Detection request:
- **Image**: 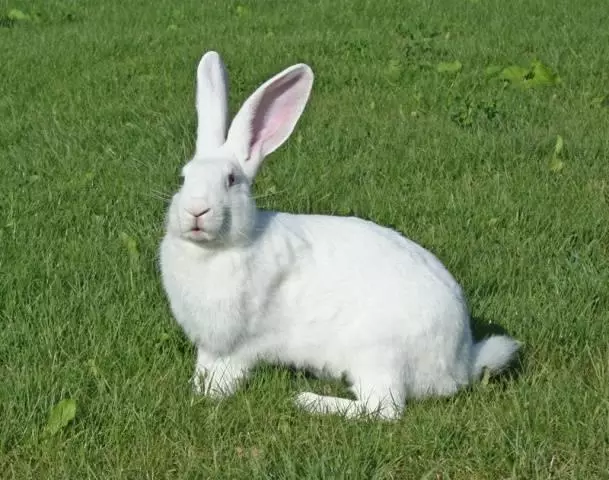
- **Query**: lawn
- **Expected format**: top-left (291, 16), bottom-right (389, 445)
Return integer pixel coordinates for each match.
top-left (1, 0), bottom-right (608, 478)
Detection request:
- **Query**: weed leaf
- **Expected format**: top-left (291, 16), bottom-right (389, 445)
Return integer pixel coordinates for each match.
top-left (437, 60), bottom-right (462, 74)
top-left (484, 65), bottom-right (502, 77)
top-left (119, 232), bottom-right (139, 262)
top-left (8, 9), bottom-right (31, 21)
top-left (43, 399), bottom-right (76, 437)
top-left (499, 65), bottom-right (529, 84)
top-left (385, 59), bottom-right (404, 83)
top-left (235, 5), bottom-right (250, 17)
top-left (591, 95), bottom-right (609, 108)
top-left (554, 134), bottom-right (564, 156)
top-left (549, 157), bottom-right (564, 173)
top-left (549, 135), bottom-right (565, 172)
top-left (528, 60), bottom-right (560, 87)
top-left (499, 61), bottom-right (560, 88)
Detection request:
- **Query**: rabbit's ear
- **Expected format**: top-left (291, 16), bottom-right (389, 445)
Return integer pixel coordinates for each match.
top-left (225, 63), bottom-right (313, 179)
top-left (194, 51), bottom-right (230, 156)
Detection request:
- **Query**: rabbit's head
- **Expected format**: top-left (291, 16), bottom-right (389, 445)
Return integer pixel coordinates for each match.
top-left (165, 51), bottom-right (314, 247)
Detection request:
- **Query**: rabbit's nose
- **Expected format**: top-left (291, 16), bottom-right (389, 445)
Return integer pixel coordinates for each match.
top-left (189, 207), bottom-right (210, 218)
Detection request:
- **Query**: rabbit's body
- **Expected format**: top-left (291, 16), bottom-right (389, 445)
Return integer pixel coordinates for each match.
top-left (161, 209), bottom-right (504, 419)
top-left (159, 51), bottom-right (520, 420)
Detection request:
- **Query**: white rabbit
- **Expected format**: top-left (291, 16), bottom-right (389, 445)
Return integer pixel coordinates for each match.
top-left (159, 51), bottom-right (520, 420)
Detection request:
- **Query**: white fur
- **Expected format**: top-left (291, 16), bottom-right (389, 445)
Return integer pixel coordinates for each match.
top-left (159, 51), bottom-right (520, 420)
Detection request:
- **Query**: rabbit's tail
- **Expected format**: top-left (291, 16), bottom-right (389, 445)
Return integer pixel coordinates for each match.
top-left (471, 335), bottom-right (520, 379)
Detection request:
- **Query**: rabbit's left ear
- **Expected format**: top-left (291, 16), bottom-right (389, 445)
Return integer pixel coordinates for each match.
top-left (225, 63), bottom-right (314, 179)
top-left (194, 51), bottom-right (230, 157)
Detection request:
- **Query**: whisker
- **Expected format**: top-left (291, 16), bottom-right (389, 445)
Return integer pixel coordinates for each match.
top-left (148, 189), bottom-right (173, 202)
top-left (252, 187), bottom-right (289, 201)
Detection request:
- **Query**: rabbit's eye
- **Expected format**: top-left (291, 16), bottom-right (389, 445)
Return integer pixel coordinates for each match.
top-left (227, 172), bottom-right (236, 187)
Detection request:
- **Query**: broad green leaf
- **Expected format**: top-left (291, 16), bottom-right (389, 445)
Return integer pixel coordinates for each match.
top-left (119, 232), bottom-right (139, 261)
top-left (86, 359), bottom-right (100, 378)
top-left (527, 60), bottom-right (560, 87)
top-left (499, 65), bottom-right (529, 84)
top-left (337, 204), bottom-right (353, 216)
top-left (437, 60), bottom-right (462, 74)
top-left (499, 61), bottom-right (560, 88)
top-left (155, 332), bottom-right (172, 349)
top-left (591, 95), bottom-right (609, 108)
top-left (157, 332), bottom-right (171, 343)
top-left (8, 9), bottom-right (31, 21)
top-left (549, 157), bottom-right (564, 172)
top-left (235, 5), bottom-right (250, 17)
top-left (549, 135), bottom-right (565, 172)
top-left (385, 59), bottom-right (403, 82)
top-left (43, 399), bottom-right (76, 436)
top-left (484, 65), bottom-right (502, 77)
top-left (554, 134), bottom-right (564, 156)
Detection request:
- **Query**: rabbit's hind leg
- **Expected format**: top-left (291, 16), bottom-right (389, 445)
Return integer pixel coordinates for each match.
top-left (294, 370), bottom-right (404, 421)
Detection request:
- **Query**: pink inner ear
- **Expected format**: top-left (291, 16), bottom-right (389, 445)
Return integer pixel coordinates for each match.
top-left (252, 116), bottom-right (284, 152)
top-left (249, 103), bottom-right (293, 155)
top-left (246, 72), bottom-right (307, 160)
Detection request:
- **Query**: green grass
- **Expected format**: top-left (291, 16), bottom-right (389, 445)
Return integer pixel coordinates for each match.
top-left (1, 0), bottom-right (608, 478)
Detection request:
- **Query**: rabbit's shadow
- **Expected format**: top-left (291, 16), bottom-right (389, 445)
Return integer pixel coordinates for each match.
top-left (471, 315), bottom-right (513, 339)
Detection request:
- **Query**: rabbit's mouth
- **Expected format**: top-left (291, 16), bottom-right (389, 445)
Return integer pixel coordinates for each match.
top-left (185, 227), bottom-right (215, 243)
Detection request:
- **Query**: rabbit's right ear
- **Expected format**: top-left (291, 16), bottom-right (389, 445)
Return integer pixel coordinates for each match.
top-left (194, 51), bottom-right (229, 157)
top-left (225, 63), bottom-right (314, 180)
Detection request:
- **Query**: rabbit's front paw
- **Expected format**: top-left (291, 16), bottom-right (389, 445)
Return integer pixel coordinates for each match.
top-left (191, 357), bottom-right (247, 398)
